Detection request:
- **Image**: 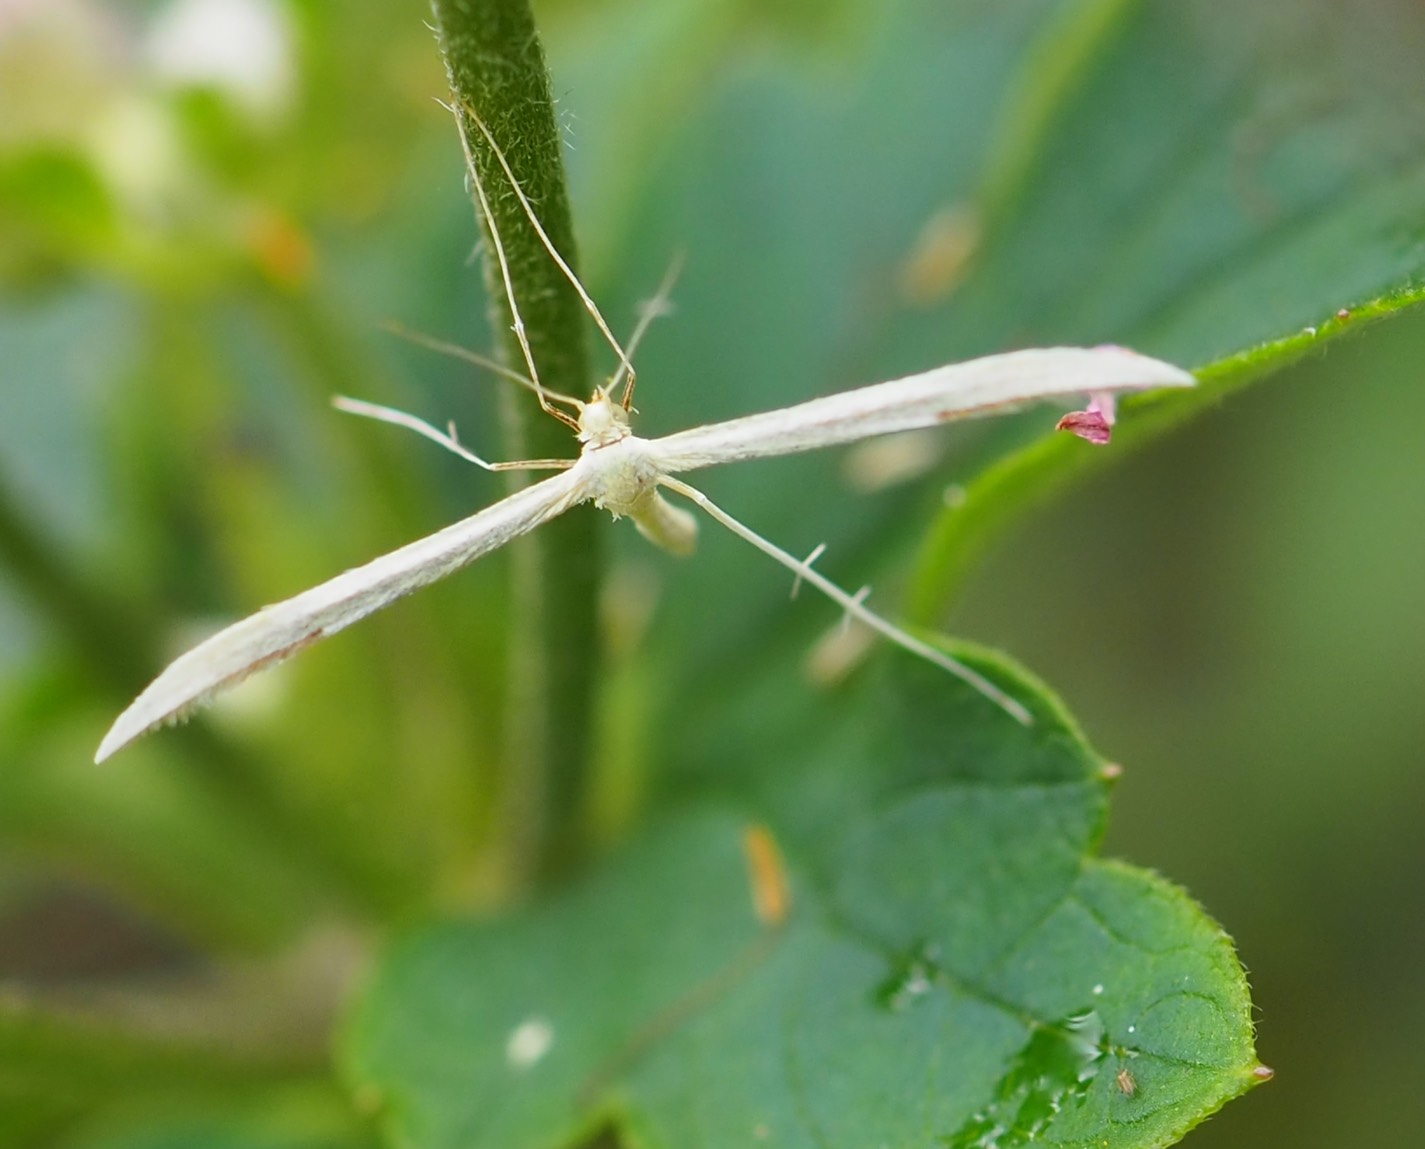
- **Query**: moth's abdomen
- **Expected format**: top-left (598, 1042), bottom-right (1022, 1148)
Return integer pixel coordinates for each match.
top-left (629, 489), bottom-right (697, 556)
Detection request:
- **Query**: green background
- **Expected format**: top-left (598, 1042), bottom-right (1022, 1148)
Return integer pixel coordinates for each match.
top-left (1, 0), bottom-right (1422, 1146)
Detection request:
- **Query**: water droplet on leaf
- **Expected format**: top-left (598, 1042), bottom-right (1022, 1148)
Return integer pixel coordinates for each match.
top-left (505, 1016), bottom-right (555, 1068)
top-left (943, 1009), bottom-right (1107, 1149)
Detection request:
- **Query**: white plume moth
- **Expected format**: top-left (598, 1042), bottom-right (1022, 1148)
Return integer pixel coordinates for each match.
top-left (94, 107), bottom-right (1194, 763)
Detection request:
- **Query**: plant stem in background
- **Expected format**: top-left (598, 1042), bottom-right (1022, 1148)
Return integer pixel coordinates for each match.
top-left (0, 466), bottom-right (352, 938)
top-left (0, 464), bottom-right (159, 691)
top-left (0, 991), bottom-right (354, 1141)
top-left (430, 0), bottom-right (601, 887)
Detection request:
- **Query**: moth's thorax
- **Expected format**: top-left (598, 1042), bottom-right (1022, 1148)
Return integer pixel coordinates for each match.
top-left (577, 388), bottom-right (656, 517)
top-left (576, 389), bottom-right (631, 448)
top-left (576, 433), bottom-right (662, 518)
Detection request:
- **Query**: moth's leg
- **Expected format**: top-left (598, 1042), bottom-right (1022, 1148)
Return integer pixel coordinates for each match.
top-left (442, 100), bottom-right (581, 433)
top-left (332, 396), bottom-right (574, 472)
top-left (459, 103), bottom-right (638, 401)
top-left (658, 476), bottom-right (1033, 725)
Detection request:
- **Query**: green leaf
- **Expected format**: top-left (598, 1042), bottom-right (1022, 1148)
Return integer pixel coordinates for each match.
top-left (344, 651), bottom-right (1260, 1148)
top-left (0, 149), bottom-right (117, 283)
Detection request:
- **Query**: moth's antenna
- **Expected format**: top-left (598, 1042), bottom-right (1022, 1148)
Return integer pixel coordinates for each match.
top-left (612, 251), bottom-right (685, 408)
top-left (460, 103), bottom-right (640, 404)
top-left (381, 320), bottom-right (583, 409)
top-left (657, 475), bottom-right (1034, 725)
top-left (332, 396), bottom-right (575, 474)
top-left (443, 99), bottom-right (581, 433)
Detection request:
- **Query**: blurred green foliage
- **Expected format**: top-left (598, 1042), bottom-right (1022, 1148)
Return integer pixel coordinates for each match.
top-left (1, 0), bottom-right (1423, 1146)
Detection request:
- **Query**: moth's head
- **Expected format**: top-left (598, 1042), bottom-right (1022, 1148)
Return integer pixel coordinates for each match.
top-left (576, 387), bottom-right (630, 447)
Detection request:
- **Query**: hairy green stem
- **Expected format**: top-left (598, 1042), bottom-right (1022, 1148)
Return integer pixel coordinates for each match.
top-left (431, 0), bottom-right (601, 886)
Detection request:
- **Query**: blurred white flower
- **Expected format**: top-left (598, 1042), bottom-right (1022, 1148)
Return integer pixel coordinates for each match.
top-left (87, 96), bottom-right (186, 209)
top-left (145, 0), bottom-right (294, 121)
top-left (0, 0), bottom-right (125, 148)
